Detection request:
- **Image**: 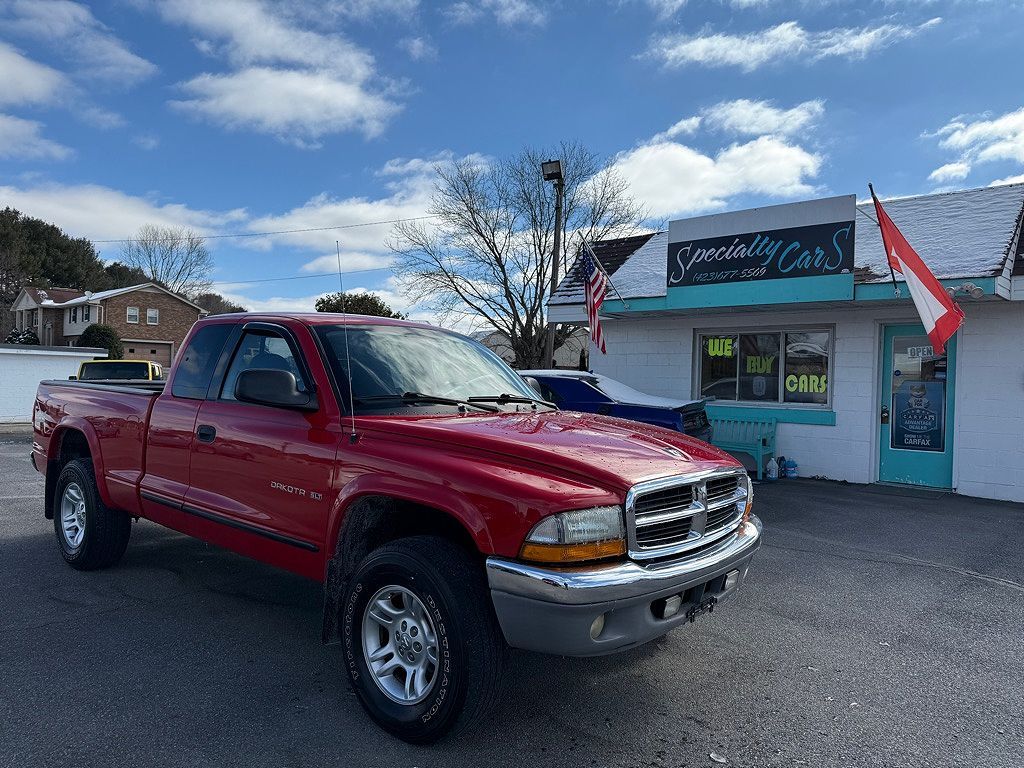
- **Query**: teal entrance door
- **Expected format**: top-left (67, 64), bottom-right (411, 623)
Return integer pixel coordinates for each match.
top-left (878, 324), bottom-right (956, 488)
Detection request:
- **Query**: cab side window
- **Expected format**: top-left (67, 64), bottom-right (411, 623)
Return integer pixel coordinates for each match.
top-left (171, 324), bottom-right (233, 399)
top-left (220, 331), bottom-right (308, 401)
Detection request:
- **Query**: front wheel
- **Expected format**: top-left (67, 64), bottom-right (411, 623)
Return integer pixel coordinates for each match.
top-left (341, 535), bottom-right (506, 743)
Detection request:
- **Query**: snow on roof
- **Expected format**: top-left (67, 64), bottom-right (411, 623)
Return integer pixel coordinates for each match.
top-left (551, 183), bottom-right (1024, 304)
top-left (43, 284), bottom-right (152, 306)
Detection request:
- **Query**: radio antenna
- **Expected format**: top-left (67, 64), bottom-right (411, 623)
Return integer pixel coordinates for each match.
top-left (336, 240), bottom-right (358, 444)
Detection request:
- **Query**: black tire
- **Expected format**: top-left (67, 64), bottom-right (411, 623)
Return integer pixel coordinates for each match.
top-left (53, 458), bottom-right (131, 571)
top-left (341, 535), bottom-right (507, 743)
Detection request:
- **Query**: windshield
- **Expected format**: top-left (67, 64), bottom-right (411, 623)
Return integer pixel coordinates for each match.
top-left (316, 324), bottom-right (539, 411)
top-left (80, 361), bottom-right (151, 380)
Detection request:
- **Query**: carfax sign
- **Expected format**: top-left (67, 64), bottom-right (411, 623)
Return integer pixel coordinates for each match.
top-left (891, 380), bottom-right (946, 452)
top-left (666, 195), bottom-right (857, 306)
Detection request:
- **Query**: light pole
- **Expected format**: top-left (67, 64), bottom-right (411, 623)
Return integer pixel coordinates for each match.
top-left (541, 159), bottom-right (564, 368)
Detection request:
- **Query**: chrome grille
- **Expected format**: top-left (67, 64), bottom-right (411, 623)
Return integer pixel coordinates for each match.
top-left (628, 470), bottom-right (747, 560)
top-left (634, 485), bottom-right (693, 516)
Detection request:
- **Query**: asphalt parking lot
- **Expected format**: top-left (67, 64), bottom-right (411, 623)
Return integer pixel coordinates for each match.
top-left (1, 431), bottom-right (1022, 768)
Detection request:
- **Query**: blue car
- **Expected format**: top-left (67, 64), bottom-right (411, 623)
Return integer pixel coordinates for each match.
top-left (519, 370), bottom-right (713, 443)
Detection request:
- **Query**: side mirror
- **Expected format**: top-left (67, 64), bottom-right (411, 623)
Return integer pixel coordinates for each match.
top-left (68, 375), bottom-right (78, 381)
top-left (235, 368), bottom-right (318, 411)
top-left (520, 375), bottom-right (543, 395)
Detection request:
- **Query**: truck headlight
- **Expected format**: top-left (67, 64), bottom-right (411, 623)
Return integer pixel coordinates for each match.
top-left (519, 505), bottom-right (626, 564)
top-left (740, 473), bottom-right (753, 522)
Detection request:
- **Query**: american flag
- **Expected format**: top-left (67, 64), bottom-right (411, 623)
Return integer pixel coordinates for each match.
top-left (580, 240), bottom-right (609, 354)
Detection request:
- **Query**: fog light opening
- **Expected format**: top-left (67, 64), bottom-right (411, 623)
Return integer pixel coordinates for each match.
top-left (590, 613), bottom-right (606, 640)
top-left (724, 569), bottom-right (740, 592)
top-left (662, 595), bottom-right (683, 619)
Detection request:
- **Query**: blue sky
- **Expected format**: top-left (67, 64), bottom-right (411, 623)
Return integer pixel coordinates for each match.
top-left (2, 0), bottom-right (1023, 321)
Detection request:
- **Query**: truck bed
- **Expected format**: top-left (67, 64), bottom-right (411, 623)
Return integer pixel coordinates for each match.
top-left (34, 379), bottom-right (163, 515)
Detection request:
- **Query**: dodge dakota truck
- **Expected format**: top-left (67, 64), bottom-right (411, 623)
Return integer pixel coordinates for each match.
top-left (31, 313), bottom-right (762, 743)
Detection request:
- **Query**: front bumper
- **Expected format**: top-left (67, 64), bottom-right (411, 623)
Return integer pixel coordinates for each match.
top-left (486, 515), bottom-right (761, 656)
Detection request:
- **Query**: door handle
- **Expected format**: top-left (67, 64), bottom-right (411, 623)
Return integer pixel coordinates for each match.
top-left (880, 405), bottom-right (889, 425)
top-left (196, 424), bottom-right (217, 443)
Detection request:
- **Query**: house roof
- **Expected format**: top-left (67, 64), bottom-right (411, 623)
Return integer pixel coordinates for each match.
top-left (554, 232), bottom-right (657, 296)
top-left (47, 283), bottom-right (207, 313)
top-left (551, 183), bottom-right (1024, 304)
top-left (19, 287), bottom-right (85, 306)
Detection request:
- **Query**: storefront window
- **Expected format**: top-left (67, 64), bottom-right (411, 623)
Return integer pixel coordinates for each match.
top-left (700, 335), bottom-right (738, 400)
top-left (698, 329), bottom-right (831, 406)
top-left (784, 331), bottom-right (830, 405)
top-left (739, 334), bottom-right (781, 401)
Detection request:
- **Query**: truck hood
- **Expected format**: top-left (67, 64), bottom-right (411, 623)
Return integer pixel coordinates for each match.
top-left (359, 410), bottom-right (738, 493)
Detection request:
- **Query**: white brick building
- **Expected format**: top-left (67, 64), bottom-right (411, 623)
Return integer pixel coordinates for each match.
top-left (550, 184), bottom-right (1024, 502)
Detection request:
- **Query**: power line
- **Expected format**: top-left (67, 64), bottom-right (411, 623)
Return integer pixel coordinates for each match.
top-left (91, 214), bottom-right (437, 244)
top-left (210, 265), bottom-right (391, 286)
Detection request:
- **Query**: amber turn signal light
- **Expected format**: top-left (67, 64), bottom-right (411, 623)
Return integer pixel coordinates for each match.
top-left (519, 539), bottom-right (626, 565)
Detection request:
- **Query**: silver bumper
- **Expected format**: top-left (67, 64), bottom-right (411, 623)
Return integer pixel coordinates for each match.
top-left (486, 516), bottom-right (762, 656)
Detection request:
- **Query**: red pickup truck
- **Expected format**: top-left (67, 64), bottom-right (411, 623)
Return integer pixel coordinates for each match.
top-left (31, 313), bottom-right (762, 742)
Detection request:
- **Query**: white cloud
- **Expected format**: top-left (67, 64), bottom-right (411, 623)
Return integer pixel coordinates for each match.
top-left (647, 18), bottom-right (941, 71)
top-left (133, 134), bottom-right (160, 150)
top-left (328, 0), bottom-right (420, 18)
top-left (399, 36), bottom-right (437, 61)
top-left (244, 153), bottom-right (441, 261)
top-left (0, 42), bottom-right (68, 106)
top-left (171, 67), bottom-right (399, 145)
top-left (300, 251), bottom-right (395, 273)
top-left (446, 0), bottom-right (545, 26)
top-left (651, 115), bottom-right (701, 143)
top-left (702, 98), bottom-right (825, 137)
top-left (645, 0), bottom-right (688, 18)
top-left (213, 276), bottom-right (426, 321)
top-left (2, 0), bottom-right (156, 86)
top-left (157, 0), bottom-right (399, 143)
top-left (610, 135), bottom-right (822, 219)
top-left (79, 106), bottom-right (126, 129)
top-left (990, 173), bottom-right (1024, 187)
top-left (927, 107), bottom-right (1024, 184)
top-left (0, 182), bottom-right (247, 242)
top-left (927, 161), bottom-right (970, 183)
top-left (0, 114), bottom-right (72, 160)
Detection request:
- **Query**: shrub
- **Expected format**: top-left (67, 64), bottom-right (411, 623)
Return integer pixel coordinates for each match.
top-left (78, 324), bottom-right (123, 358)
top-left (4, 328), bottom-right (40, 344)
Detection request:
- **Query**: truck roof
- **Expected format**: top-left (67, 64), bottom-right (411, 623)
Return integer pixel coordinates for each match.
top-left (196, 312), bottom-right (435, 330)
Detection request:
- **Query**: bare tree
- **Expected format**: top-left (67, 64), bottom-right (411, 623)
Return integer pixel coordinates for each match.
top-left (121, 225), bottom-right (213, 298)
top-left (390, 143), bottom-right (646, 368)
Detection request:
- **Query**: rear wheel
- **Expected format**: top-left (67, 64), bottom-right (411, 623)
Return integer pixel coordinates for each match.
top-left (341, 535), bottom-right (506, 743)
top-left (53, 459), bottom-right (131, 570)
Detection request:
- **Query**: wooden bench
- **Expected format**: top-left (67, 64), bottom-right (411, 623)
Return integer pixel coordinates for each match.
top-left (709, 416), bottom-right (777, 480)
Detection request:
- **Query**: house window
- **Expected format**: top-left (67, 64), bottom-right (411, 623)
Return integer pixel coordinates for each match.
top-left (697, 329), bottom-right (832, 407)
top-left (127, 306), bottom-right (139, 324)
top-left (71, 307), bottom-right (78, 323)
top-left (147, 308), bottom-right (159, 325)
top-left (83, 305), bottom-right (91, 322)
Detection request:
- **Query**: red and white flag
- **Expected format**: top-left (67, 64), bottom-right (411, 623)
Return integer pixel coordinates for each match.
top-left (871, 187), bottom-right (964, 354)
top-left (580, 240), bottom-right (609, 354)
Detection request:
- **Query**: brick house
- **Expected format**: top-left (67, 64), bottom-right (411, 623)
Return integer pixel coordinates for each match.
top-left (9, 287), bottom-right (85, 346)
top-left (9, 283), bottom-right (206, 365)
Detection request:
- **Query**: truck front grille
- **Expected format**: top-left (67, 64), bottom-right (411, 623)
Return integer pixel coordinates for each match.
top-left (628, 471), bottom-right (747, 560)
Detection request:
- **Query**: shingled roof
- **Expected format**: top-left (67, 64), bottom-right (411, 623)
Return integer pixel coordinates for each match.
top-left (21, 287), bottom-right (85, 305)
top-left (551, 183), bottom-right (1024, 305)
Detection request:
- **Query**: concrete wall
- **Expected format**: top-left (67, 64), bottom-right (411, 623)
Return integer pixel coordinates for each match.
top-left (589, 300), bottom-right (1024, 502)
top-left (0, 345), bottom-right (108, 424)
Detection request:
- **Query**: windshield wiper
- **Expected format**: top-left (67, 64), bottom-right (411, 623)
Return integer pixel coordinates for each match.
top-left (467, 393), bottom-right (555, 409)
top-left (354, 392), bottom-right (499, 412)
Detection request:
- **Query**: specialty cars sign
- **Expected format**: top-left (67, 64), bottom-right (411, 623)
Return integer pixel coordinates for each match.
top-left (667, 195), bottom-right (856, 289)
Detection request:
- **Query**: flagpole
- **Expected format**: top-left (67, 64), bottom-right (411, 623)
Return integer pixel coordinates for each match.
top-left (579, 235), bottom-right (630, 310)
top-left (869, 183), bottom-right (902, 299)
